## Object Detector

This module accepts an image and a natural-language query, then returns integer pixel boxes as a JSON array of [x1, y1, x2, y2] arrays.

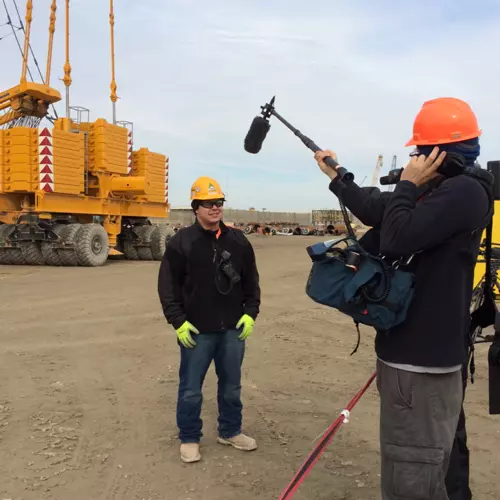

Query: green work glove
[[236, 314, 255, 340], [176, 321, 200, 348]]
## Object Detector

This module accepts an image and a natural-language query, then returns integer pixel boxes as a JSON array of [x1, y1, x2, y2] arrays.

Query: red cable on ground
[[278, 370, 377, 500]]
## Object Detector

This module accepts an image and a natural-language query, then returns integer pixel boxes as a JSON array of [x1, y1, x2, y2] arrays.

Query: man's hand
[[236, 314, 255, 341], [175, 321, 200, 348], [400, 146, 447, 187], [314, 149, 339, 181]]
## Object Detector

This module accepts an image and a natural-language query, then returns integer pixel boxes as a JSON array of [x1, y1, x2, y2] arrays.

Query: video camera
[[380, 151, 495, 186], [219, 249, 241, 286]]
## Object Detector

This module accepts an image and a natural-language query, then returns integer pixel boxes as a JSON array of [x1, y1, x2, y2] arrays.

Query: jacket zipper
[[212, 237, 225, 332]]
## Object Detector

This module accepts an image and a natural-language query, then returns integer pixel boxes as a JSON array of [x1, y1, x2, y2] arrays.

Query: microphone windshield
[[244, 116, 270, 154]]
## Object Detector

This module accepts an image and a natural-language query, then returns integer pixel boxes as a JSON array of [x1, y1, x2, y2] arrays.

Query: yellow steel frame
[[35, 191, 169, 218], [0, 192, 168, 222]]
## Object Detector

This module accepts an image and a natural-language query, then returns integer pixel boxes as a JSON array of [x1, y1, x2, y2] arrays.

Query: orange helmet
[[405, 97, 481, 147], [190, 176, 225, 201]]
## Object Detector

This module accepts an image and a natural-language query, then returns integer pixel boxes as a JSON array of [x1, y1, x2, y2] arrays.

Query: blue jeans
[[176, 329, 245, 443]]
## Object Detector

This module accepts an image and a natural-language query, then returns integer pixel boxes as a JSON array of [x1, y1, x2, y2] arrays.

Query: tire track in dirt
[[68, 334, 139, 500], [0, 350, 86, 498]]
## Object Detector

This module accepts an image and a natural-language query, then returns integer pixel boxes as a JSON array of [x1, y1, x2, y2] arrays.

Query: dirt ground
[[0, 234, 499, 500]]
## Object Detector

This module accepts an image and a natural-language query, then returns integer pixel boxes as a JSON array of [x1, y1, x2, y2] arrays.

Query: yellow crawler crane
[[0, 0, 173, 266]]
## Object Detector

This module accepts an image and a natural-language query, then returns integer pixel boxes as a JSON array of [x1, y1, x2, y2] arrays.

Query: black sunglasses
[[199, 200, 224, 209]]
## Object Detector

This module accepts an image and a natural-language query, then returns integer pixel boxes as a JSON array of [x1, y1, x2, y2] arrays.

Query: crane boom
[[46, 0, 57, 85], [1, 0, 61, 128], [63, 0, 72, 122], [371, 154, 383, 186], [386, 154, 397, 192], [20, 0, 33, 84], [109, 0, 118, 123]]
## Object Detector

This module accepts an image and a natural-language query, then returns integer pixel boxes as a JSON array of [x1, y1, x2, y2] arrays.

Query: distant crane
[[371, 154, 383, 186], [386, 155, 398, 192]]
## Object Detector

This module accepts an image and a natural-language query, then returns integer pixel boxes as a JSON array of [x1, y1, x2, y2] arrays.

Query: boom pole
[[109, 0, 118, 124]]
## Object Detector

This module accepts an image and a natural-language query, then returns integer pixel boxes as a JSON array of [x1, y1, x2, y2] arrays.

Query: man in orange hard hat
[[403, 99, 483, 500], [314, 97, 493, 500], [157, 176, 261, 463]]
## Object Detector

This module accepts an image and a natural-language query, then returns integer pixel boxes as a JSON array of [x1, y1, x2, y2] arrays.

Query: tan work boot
[[217, 433, 257, 451], [180, 442, 201, 463]]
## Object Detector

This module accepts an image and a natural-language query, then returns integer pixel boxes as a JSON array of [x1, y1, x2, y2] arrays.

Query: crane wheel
[[137, 225, 156, 261], [6, 248, 25, 265], [21, 242, 45, 265], [75, 223, 110, 267], [123, 239, 140, 260], [0, 225, 24, 265], [0, 225, 11, 265], [41, 224, 66, 266], [151, 224, 174, 260], [58, 223, 82, 266]]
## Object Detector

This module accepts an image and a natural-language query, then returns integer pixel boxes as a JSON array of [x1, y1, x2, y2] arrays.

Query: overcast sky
[[2, 0, 499, 211]]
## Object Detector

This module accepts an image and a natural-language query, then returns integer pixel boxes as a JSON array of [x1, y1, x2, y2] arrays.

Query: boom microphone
[[244, 116, 270, 154], [244, 96, 354, 184]]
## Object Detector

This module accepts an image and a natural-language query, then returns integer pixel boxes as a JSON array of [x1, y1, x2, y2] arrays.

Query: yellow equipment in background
[[473, 200, 500, 291], [0, 0, 173, 266]]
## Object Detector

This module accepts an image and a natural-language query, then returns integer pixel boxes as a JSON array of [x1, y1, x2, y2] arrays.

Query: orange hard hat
[[190, 176, 224, 201], [405, 97, 481, 147]]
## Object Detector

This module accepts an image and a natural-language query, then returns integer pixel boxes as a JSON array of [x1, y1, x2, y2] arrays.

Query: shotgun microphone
[[243, 96, 354, 184], [244, 116, 270, 154]]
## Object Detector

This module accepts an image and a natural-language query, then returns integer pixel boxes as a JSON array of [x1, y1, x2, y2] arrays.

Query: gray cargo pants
[[376, 359, 463, 500]]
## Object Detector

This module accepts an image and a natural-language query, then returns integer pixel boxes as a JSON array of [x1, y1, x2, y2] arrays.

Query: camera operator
[[314, 97, 492, 500], [157, 176, 261, 463]]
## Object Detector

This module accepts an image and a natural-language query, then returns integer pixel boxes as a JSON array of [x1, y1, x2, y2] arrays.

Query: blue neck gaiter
[[416, 137, 480, 166]]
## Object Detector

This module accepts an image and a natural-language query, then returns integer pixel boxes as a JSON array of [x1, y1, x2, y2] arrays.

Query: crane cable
[[1, 0, 36, 82], [1, 0, 58, 122], [12, 0, 58, 121], [0, 25, 22, 42]]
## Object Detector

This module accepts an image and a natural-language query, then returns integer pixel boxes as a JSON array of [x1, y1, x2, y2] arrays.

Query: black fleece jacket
[[330, 174, 491, 367], [158, 220, 261, 333]]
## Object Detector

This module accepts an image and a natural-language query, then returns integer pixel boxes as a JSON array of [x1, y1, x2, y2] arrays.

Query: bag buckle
[[345, 251, 361, 271]]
